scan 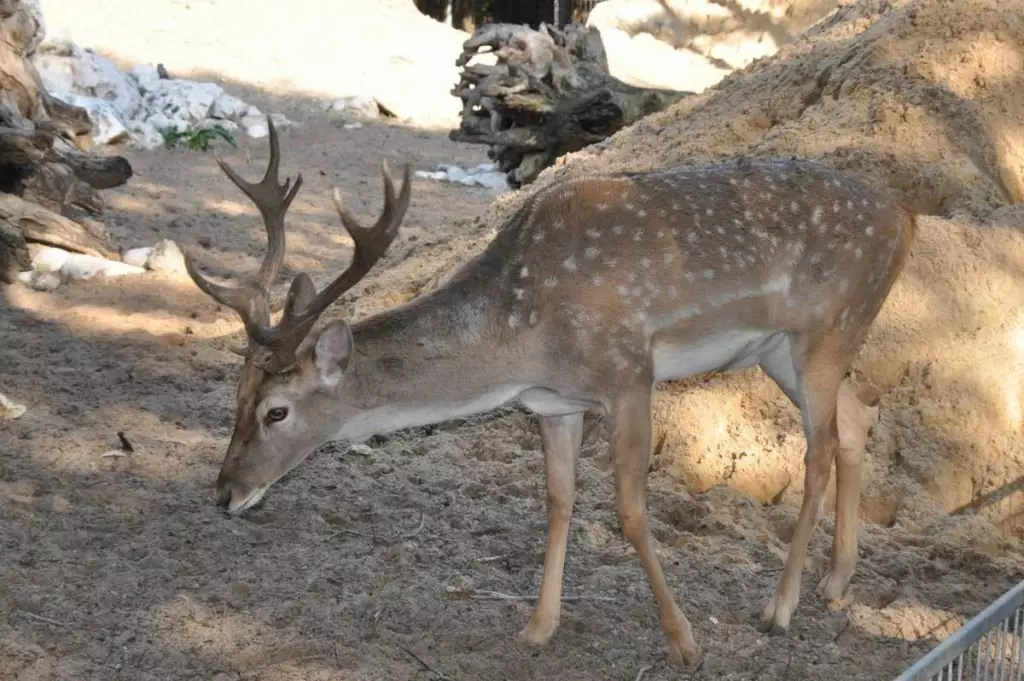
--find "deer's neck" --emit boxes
[337,268,531,440]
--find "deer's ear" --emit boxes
[313,320,353,387]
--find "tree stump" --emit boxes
[0,0,133,282]
[449,21,691,187]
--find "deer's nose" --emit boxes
[215,473,232,509]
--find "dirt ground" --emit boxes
[3,0,1024,680]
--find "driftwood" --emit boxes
[0,0,132,281]
[450,21,691,187]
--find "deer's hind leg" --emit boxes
[757,333,848,634]
[608,379,700,666]
[820,379,877,600]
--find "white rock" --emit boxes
[465,171,510,191]
[146,239,187,274]
[58,93,129,145]
[122,247,153,268]
[326,95,379,119]
[346,443,376,457]
[128,63,160,89]
[443,165,468,183]
[211,92,248,119]
[142,79,223,126]
[84,49,141,119]
[269,112,292,128]
[342,122,363,130]
[16,271,34,284]
[102,261,146,277]
[128,121,165,150]
[0,392,27,420]
[61,254,112,280]
[35,49,141,120]
[30,272,63,291]
[241,113,269,138]
[246,123,269,139]
[144,111,186,134]
[246,105,262,117]
[33,54,75,94]
[200,118,239,134]
[32,246,72,274]
[58,254,145,281]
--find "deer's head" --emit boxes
[185,118,411,513]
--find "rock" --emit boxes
[60,254,144,280]
[128,63,160,89]
[269,112,292,128]
[60,254,111,280]
[146,239,186,274]
[343,122,363,130]
[127,120,165,150]
[35,47,141,120]
[463,170,510,191]
[201,118,238,133]
[59,93,129,145]
[122,247,153,268]
[144,111,186,134]
[211,92,248,119]
[0,392,27,420]
[346,443,376,457]
[84,49,141,119]
[142,79,223,124]
[102,261,146,277]
[417,163,511,192]
[326,95,380,119]
[243,115,269,138]
[16,271,32,285]
[29,272,62,291]
[31,246,71,274]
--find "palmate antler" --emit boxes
[185,116,412,372]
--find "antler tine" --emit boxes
[213,116,303,293]
[183,116,303,337]
[246,161,413,355]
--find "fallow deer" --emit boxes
[186,118,916,665]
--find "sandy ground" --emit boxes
[3,1,1024,680]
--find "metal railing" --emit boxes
[896,580,1024,680]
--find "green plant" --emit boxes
[160,124,237,151]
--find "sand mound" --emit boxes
[473,0,1024,538]
[523,0,1024,220]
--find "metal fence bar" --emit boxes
[896,580,1024,681]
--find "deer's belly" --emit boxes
[651,330,787,383]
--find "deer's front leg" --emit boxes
[520,412,583,648]
[610,382,701,666]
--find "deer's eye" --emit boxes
[266,407,289,423]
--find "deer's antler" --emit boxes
[185,115,412,372]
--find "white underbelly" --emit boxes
[651,330,781,382]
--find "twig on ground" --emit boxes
[475,554,509,563]
[18,610,67,627]
[399,644,453,680]
[464,588,617,603]
[116,431,135,452]
[634,664,653,681]
[782,652,793,680]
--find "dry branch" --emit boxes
[449,21,691,187]
[0,0,132,280]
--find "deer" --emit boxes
[185,117,916,666]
